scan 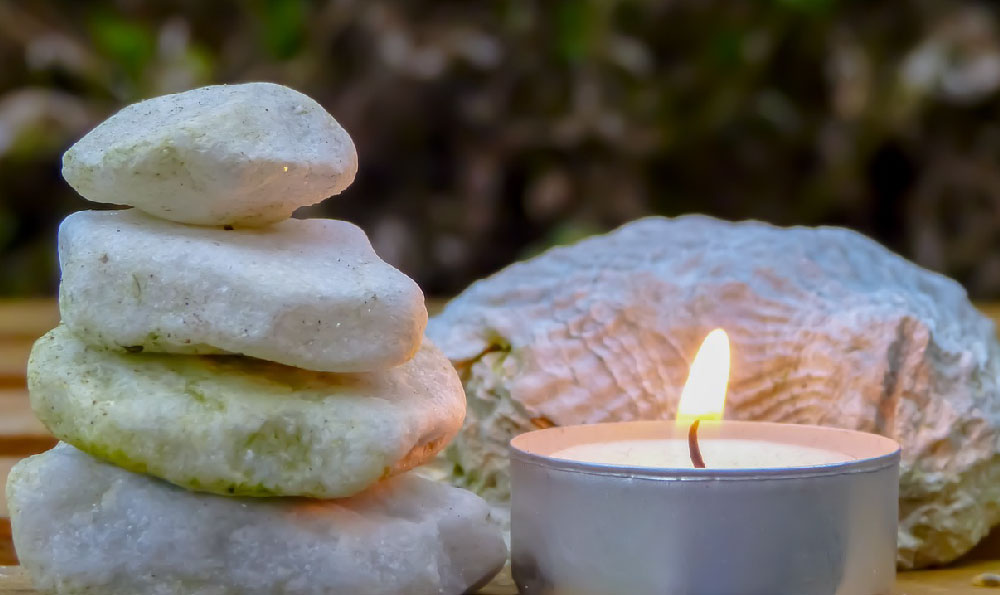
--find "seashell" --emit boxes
[429,215,1000,569]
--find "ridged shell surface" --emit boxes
[428,215,1000,569]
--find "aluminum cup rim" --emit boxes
[509,421,901,481]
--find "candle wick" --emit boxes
[688,419,706,468]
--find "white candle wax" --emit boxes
[552,438,852,469]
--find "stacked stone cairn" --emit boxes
[6,83,507,595]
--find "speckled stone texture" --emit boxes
[59,209,427,372]
[428,215,1000,569]
[7,443,508,595]
[61,82,357,227]
[29,325,465,499]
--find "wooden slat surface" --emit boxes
[0,300,59,339]
[0,568,29,595]
[0,299,999,594]
[0,341,35,388]
[0,392,43,437]
[0,564,997,594]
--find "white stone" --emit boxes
[428,215,1000,570]
[7,443,508,595]
[59,209,427,372]
[62,82,358,226]
[28,325,465,499]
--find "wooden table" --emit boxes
[1,299,999,594]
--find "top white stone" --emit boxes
[61,82,358,226]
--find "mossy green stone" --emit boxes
[28,326,465,498]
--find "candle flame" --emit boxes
[675,328,730,423]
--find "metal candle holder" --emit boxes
[510,420,900,595]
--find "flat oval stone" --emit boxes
[28,326,465,499]
[59,209,427,372]
[62,82,358,227]
[8,444,508,595]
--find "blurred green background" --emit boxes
[1,0,1000,297]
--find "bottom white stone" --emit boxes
[7,443,507,595]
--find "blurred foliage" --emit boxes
[2,0,1000,297]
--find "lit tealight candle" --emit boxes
[509,327,902,595]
